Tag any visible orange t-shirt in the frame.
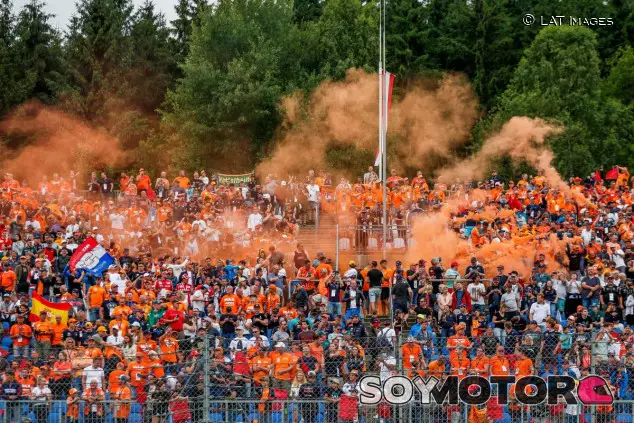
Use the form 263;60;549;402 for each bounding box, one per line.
250;356;272;383
52;323;68;346
471;356;490;378
127;361;148;387
220;294;241;314
270;352;296;381
515;357;533;378
88;285;107;308
1;270;16;290
108;369;127;394
427;360;446;379
113;385;132;419
146;358;165;378
489;356;510;376
402;344;422;369
449;357;471;379
10;324;32;346
160;337;179;363
447;335;470;361
33;321;53;342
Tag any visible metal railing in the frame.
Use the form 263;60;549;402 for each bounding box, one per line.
2;398;633;423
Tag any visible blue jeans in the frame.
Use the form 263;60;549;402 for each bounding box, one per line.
327;302;342;316
582;296;600;309
222;332;236;350
472;304;486;314
89;307;100;322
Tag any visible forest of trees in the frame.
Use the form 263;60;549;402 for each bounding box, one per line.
1;0;634;179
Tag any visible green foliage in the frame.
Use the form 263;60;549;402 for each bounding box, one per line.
605;46;634;108
12;0;66;105
0;0;633;179
491;25;634;177
162;0;293;171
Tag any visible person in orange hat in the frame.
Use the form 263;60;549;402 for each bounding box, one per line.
67;388;80;423
447;322;471;361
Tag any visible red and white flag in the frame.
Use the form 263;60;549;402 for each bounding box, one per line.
375;70;395;168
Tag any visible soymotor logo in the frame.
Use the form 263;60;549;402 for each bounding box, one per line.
358;375;614;406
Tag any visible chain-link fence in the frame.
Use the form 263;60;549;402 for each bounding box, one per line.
2;399;634;423
4;330;633;422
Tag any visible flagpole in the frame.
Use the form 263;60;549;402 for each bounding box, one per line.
381;0;387;261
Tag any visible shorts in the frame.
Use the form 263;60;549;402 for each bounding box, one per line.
381;287;390;301
369;287;381;302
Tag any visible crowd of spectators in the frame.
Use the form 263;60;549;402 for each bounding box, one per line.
0;166;632;423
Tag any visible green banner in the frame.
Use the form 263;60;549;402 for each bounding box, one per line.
216;173;253;185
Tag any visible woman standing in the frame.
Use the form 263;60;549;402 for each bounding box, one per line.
566;273;582;317
31;376;52;423
51;351;73;399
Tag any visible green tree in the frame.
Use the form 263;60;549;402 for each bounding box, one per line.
292;0;323;25
162;0;294;171
60;0;134;122
493;25;634;176
605;46;634;108
0;0;16;114
170;0;208;62
312;0;378;79
129;0;177;115
12;0;66;105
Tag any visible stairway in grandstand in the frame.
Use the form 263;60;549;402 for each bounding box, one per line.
295;213;339;256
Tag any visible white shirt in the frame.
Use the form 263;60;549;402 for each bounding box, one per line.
613;248;626;268
529;302;550;324
191;290;207;312
552;279;568;300
467;283;486;305
229;336;251;357
379;355;396;381
82;365;105;388
31;386;51;402
109;214;125;230
581;229;592;245
106;334;124;347
247;213;263;231
306;184;320;202
377;327;396;347
107;273;126;295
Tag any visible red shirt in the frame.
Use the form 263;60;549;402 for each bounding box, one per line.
175;282;193;294
155;279;172;291
163;308;184;331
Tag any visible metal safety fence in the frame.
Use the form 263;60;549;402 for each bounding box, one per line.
334;224;412;254
3;331;633;421
2;399;634;423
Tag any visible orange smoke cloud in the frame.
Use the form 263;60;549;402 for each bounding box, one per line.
436;117;563;185
0;101;129;184
256;70;478;178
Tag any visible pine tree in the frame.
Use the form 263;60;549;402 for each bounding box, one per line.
12;0;67;105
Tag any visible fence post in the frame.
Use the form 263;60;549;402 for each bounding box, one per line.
315;203;320;245
203;334;210;423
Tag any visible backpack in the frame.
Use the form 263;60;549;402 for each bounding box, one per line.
376;328;392;349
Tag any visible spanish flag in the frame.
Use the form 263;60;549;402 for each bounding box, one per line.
29;292;72;325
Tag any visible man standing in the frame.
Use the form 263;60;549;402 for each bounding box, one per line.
366;261;383;315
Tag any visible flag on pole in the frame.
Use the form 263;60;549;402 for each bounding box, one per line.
29;291;71;324
375;70;395;167
69;237;115;276
605;167;619;180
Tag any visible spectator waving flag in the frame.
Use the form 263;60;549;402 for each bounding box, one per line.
29;292;71;324
69;236;114;276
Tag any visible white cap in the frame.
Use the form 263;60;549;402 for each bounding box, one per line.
275;342;286;348
236;326;245;331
